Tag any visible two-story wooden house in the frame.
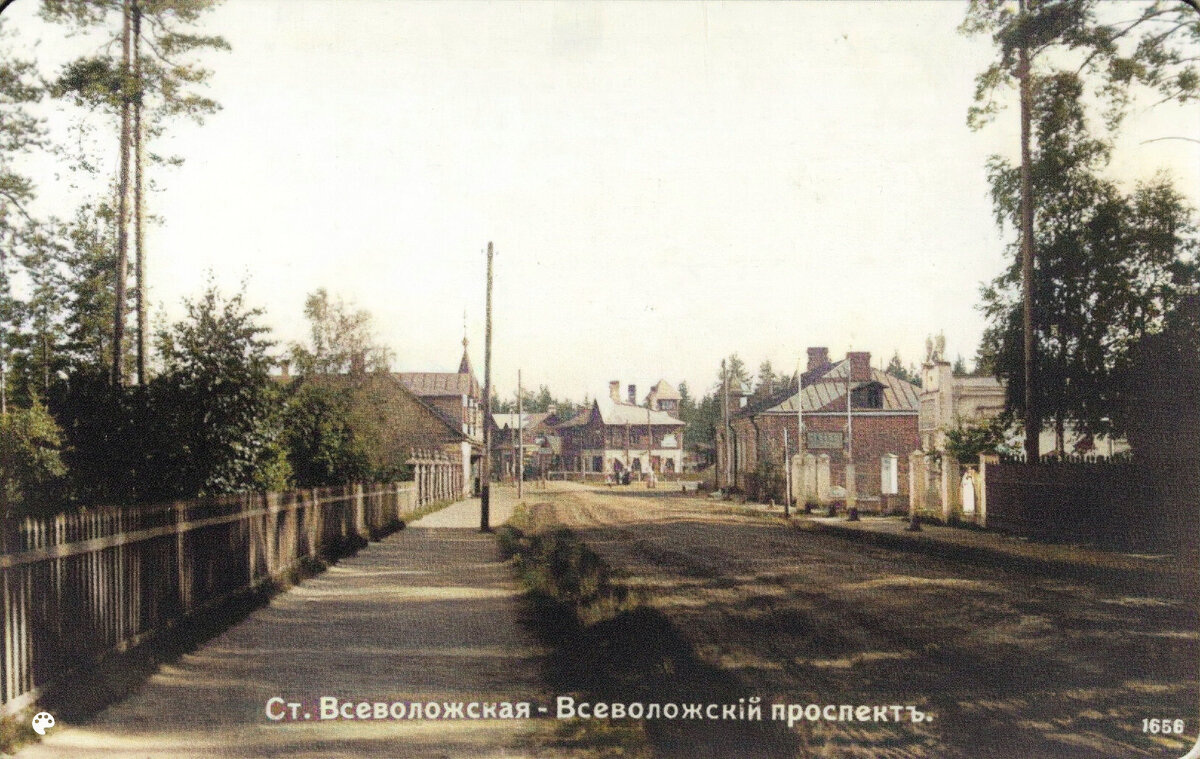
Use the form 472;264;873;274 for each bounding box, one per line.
557;381;685;477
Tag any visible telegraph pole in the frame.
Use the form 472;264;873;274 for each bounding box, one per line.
797;355;806;511
783;428;791;518
517;368;523;499
480;242;494;532
646;402;653;488
722;359;731;489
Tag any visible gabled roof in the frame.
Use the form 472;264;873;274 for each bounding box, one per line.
595;398;685;426
736;359;919;416
756;359;919;414
492;412;552;431
397;371;480;398
550;399;685;429
297;371;469;442
645;379;681;402
395;343;482;398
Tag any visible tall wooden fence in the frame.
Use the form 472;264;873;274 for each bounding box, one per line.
981;459;1196;549
1;481;416;715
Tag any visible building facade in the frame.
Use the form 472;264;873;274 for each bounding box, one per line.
718;348;920;504
557;381;685;476
491;411;559;479
395;339;484;494
917;336;1128;458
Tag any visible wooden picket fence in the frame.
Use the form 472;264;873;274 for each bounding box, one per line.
0;481;416;715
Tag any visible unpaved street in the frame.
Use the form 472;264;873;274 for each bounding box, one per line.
525;484;1198;759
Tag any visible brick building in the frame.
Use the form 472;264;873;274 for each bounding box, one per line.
557;381;685;476
718;347;920;504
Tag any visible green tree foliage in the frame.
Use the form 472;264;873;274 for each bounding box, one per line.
54;285;293;506
885;351;922;387
289;288;394;375
60;203;120;374
45;0;230;384
0;399;67;518
719;354;751;392
963;0;1199;134
0;21;43;234
44;0;229;160
944;415;1010;466
282;382;372;487
755;359;779;397
1112;294;1200;467
493;384;582;417
153;284;290;496
979;71;1199;438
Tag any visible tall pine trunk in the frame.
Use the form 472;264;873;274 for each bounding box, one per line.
133;0;147;385
1018;0;1038;463
112;0;132;387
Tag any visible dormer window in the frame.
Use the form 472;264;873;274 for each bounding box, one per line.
851;382;884;409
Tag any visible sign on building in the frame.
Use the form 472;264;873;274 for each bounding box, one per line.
807;431;844;450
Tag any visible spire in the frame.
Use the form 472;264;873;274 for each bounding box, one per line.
459;336;472;375
459;310;472;374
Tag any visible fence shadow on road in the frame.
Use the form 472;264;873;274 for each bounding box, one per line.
550;505;1198;759
500;519;803;759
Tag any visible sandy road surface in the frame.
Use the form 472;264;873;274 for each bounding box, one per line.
528;486;1198;759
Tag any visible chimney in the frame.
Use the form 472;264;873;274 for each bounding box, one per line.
279;358;290;377
609;380;620;402
628;384;637;405
848;351;872;383
807;347;830;373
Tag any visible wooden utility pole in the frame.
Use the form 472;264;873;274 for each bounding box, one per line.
517;368;523;499
480;242;493;532
646;403;653;488
845;352;853;460
1018;0;1039;463
722;359;731;489
797;355;805;510
783;428;791;518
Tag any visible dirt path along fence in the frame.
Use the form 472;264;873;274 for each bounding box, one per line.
0;481;416;715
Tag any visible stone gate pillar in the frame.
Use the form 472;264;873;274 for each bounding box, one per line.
941;456;961;523
804;453;816;502
844;461;857;510
816;453;831;505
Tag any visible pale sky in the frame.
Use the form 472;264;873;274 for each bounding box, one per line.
4;0;1198;403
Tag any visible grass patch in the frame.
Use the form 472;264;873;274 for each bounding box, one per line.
500;507;803;759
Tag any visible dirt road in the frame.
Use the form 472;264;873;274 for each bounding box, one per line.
526;485;1198;759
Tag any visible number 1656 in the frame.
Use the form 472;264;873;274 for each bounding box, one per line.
1143;718;1186;734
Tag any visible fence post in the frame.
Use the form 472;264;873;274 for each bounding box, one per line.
815;454;831;505
941;456;960;523
354;483;367;540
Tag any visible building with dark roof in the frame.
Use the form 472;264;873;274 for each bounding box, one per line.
491;411;557;479
718;347;920;505
393;338;484;495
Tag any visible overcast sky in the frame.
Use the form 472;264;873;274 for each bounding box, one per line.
4;0;1198;403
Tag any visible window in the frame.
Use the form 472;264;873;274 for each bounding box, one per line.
852;384;884;409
